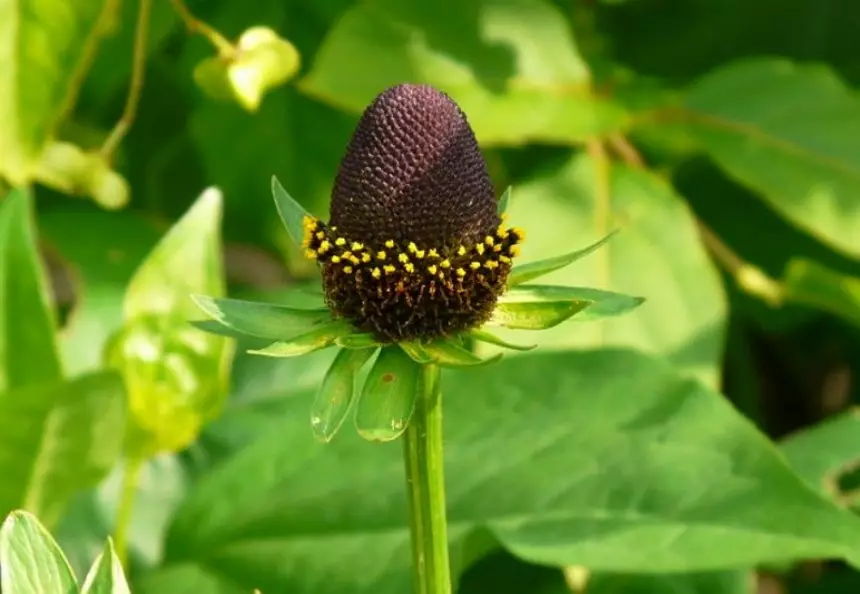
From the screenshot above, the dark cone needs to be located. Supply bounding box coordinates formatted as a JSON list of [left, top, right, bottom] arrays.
[[302, 83, 524, 343]]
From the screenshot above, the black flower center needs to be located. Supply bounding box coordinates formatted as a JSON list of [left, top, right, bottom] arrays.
[[302, 83, 524, 343]]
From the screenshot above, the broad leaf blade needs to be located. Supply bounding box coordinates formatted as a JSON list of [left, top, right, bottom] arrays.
[[192, 295, 333, 340], [508, 230, 618, 286], [682, 58, 860, 258], [311, 347, 377, 443], [0, 510, 76, 594], [0, 187, 62, 392], [81, 539, 131, 594], [0, 371, 126, 527], [158, 350, 860, 594], [0, 0, 107, 184], [354, 346, 420, 442]]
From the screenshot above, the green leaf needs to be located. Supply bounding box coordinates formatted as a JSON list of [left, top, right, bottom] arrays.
[[106, 187, 232, 456], [81, 539, 131, 594], [354, 346, 420, 442], [490, 299, 590, 330], [300, 0, 627, 146], [508, 230, 618, 286], [336, 333, 381, 349], [495, 154, 727, 388], [0, 187, 63, 392], [421, 338, 503, 367], [191, 294, 333, 340], [157, 350, 860, 594], [469, 329, 536, 352], [0, 510, 76, 593], [780, 258, 860, 329], [194, 27, 301, 112], [249, 320, 353, 358], [0, 0, 107, 184], [311, 347, 377, 443], [272, 175, 313, 248], [498, 186, 511, 215], [781, 409, 860, 499], [34, 140, 130, 209], [585, 570, 753, 594], [681, 58, 860, 258], [0, 371, 126, 527], [400, 341, 435, 365]]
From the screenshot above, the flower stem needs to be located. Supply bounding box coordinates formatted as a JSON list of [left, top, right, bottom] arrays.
[[113, 456, 143, 568], [403, 363, 452, 594]]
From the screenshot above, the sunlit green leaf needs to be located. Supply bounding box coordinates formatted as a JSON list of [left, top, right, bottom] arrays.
[[272, 175, 313, 248], [354, 346, 420, 442], [490, 299, 590, 330], [336, 333, 381, 349], [0, 371, 126, 527], [311, 347, 377, 443], [81, 539, 131, 594], [508, 230, 618, 287], [469, 329, 536, 352], [191, 294, 332, 340], [0, 187, 62, 392], [0, 510, 76, 593], [0, 0, 107, 184], [301, 0, 628, 145], [249, 320, 353, 358], [781, 258, 860, 329], [107, 188, 232, 456], [681, 58, 860, 258], [421, 338, 503, 368], [498, 186, 511, 215]]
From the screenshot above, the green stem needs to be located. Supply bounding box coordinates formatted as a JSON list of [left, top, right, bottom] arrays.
[[403, 363, 452, 594], [114, 456, 143, 568]]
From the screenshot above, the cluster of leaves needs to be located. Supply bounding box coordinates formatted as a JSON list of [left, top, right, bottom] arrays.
[[1, 0, 860, 593]]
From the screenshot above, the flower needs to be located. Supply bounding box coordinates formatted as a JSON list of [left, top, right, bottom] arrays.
[[191, 83, 644, 443], [303, 84, 523, 343]]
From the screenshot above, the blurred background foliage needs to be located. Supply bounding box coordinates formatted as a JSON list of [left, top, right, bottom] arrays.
[[2, 0, 860, 592]]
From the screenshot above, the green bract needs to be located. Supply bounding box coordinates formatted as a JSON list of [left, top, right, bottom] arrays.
[[191, 177, 645, 443]]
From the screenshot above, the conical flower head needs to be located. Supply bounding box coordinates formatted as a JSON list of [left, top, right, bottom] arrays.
[[302, 84, 523, 343]]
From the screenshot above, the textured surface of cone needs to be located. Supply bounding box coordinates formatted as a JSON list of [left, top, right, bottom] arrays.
[[302, 84, 523, 343]]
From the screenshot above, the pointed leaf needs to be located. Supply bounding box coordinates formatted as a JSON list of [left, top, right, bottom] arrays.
[[272, 175, 312, 247], [191, 295, 333, 340], [0, 187, 62, 392], [336, 333, 381, 349], [0, 371, 126, 527], [469, 329, 536, 352], [108, 187, 232, 456], [81, 539, 131, 594], [399, 341, 435, 365], [421, 338, 503, 368], [249, 320, 353, 358], [0, 0, 107, 184], [490, 300, 590, 330], [501, 285, 645, 322], [311, 347, 377, 443], [0, 510, 76, 593], [498, 186, 511, 215], [508, 230, 618, 287], [354, 346, 420, 442]]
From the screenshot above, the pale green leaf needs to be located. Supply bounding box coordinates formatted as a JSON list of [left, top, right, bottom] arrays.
[[191, 294, 332, 340], [421, 338, 502, 367], [682, 58, 860, 258], [311, 347, 377, 443], [0, 0, 107, 184], [249, 320, 353, 358], [490, 299, 590, 330], [0, 187, 62, 392], [498, 186, 511, 215], [492, 285, 644, 329], [354, 346, 420, 442], [469, 329, 536, 352], [81, 539, 131, 594], [0, 510, 76, 594], [154, 351, 860, 594], [0, 371, 126, 527], [300, 0, 627, 145], [508, 230, 618, 286], [492, 154, 727, 388]]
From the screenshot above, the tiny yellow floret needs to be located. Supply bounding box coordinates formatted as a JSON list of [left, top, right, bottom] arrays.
[[456, 268, 466, 277], [427, 264, 438, 275], [440, 259, 451, 268], [371, 267, 381, 279], [385, 239, 395, 248], [376, 251, 387, 260]]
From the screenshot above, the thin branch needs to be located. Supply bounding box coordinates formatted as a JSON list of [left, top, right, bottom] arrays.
[[100, 0, 152, 160], [607, 132, 645, 168], [168, 0, 235, 57]]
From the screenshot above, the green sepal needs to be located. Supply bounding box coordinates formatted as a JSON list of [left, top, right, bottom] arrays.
[[248, 320, 352, 358], [399, 341, 435, 364], [336, 333, 381, 349], [491, 285, 645, 330], [191, 294, 332, 341], [498, 185, 512, 215], [311, 347, 377, 443], [354, 346, 420, 442], [421, 337, 504, 368], [508, 230, 618, 287], [469, 329, 536, 352], [272, 175, 313, 247]]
